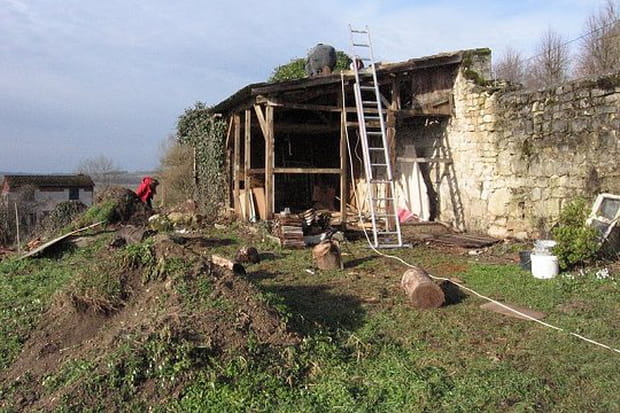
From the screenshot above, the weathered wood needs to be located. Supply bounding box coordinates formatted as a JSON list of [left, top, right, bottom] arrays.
[[211, 254, 246, 275], [339, 90, 347, 229], [401, 266, 445, 309], [233, 114, 241, 214], [244, 109, 251, 217], [253, 104, 268, 140], [312, 241, 342, 270], [273, 168, 341, 174], [20, 221, 104, 259], [265, 105, 274, 219]]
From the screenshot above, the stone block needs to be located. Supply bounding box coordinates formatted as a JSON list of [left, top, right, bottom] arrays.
[[488, 188, 511, 216]]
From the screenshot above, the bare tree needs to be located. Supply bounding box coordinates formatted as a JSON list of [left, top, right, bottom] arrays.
[[494, 47, 527, 84], [576, 0, 620, 76], [76, 155, 120, 187], [526, 28, 571, 89], [158, 135, 195, 207]]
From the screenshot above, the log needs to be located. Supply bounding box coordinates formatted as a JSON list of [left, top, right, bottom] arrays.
[[312, 240, 342, 270], [211, 254, 246, 275], [401, 266, 445, 309]]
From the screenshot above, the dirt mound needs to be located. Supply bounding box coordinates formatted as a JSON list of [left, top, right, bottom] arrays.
[[95, 186, 151, 225], [1, 235, 298, 411]]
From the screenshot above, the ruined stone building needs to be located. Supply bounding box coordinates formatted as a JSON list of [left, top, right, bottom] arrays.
[[212, 49, 620, 239]]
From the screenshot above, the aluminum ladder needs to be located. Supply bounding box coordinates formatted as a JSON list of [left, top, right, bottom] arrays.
[[349, 25, 404, 248]]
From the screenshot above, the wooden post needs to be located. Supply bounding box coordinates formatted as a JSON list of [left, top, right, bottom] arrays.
[[387, 75, 401, 173], [244, 109, 252, 219], [265, 105, 274, 219], [233, 113, 241, 213], [339, 92, 348, 229]]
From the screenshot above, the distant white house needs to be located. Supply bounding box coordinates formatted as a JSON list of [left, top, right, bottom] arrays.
[[1, 174, 95, 217]]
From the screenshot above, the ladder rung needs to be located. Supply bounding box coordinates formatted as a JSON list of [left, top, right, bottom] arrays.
[[372, 197, 395, 201], [369, 147, 384, 151], [353, 43, 370, 47], [377, 231, 400, 235], [371, 163, 388, 167], [366, 131, 382, 135], [370, 179, 391, 183], [351, 29, 368, 34], [362, 100, 377, 105], [359, 85, 375, 90], [365, 116, 381, 120]]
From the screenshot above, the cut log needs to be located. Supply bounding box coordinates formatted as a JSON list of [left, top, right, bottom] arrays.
[[211, 254, 246, 275], [312, 240, 342, 270], [401, 266, 445, 309]]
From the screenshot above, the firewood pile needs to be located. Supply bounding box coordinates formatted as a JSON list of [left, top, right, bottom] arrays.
[[272, 214, 305, 248]]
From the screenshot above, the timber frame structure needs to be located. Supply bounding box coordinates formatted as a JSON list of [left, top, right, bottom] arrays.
[[211, 48, 491, 223]]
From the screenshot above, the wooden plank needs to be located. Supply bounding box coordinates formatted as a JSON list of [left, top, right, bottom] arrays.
[[431, 233, 499, 248], [253, 104, 268, 140], [21, 221, 104, 259], [480, 302, 546, 321], [252, 187, 267, 220]]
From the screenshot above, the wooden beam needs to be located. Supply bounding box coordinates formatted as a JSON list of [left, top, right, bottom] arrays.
[[248, 168, 341, 174], [273, 168, 341, 174], [224, 116, 234, 149], [387, 75, 401, 170], [244, 109, 251, 219], [397, 157, 452, 163], [233, 113, 241, 213], [397, 108, 451, 118], [265, 105, 274, 218], [253, 104, 268, 140], [339, 91, 348, 228]]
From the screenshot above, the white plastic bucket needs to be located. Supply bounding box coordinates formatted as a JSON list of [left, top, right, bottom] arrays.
[[531, 253, 559, 279]]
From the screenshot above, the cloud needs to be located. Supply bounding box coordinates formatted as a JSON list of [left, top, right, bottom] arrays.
[[0, 0, 598, 172]]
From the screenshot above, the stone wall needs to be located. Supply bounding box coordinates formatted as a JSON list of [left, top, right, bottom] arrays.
[[443, 71, 620, 239]]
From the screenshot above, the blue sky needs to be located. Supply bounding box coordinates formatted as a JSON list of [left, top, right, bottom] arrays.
[[0, 0, 603, 173]]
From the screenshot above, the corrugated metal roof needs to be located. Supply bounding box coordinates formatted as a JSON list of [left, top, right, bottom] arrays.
[[2, 174, 95, 189]]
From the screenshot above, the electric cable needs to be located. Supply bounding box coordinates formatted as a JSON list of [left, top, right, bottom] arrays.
[[340, 73, 620, 354]]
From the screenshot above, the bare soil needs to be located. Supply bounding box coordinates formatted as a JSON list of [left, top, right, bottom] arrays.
[[1, 234, 298, 411]]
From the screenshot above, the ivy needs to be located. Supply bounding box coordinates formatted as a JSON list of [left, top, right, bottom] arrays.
[[176, 102, 227, 220]]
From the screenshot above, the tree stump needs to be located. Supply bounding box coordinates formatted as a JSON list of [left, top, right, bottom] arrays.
[[235, 246, 260, 264], [312, 240, 342, 270], [401, 266, 445, 309]]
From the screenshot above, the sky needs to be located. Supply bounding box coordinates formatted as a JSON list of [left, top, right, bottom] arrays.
[[0, 0, 604, 173]]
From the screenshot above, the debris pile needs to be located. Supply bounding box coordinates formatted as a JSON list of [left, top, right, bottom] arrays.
[[272, 214, 305, 248], [95, 186, 151, 225]]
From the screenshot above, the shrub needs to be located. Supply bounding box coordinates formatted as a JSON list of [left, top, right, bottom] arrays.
[[552, 197, 600, 270]]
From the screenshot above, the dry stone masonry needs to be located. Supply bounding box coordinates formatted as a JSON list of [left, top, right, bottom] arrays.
[[443, 67, 619, 239]]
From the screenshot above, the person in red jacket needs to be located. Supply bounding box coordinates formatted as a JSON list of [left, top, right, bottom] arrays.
[[135, 177, 159, 208]]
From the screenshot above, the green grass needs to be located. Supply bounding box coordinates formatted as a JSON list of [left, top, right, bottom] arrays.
[[0, 238, 107, 370], [2, 228, 618, 412]]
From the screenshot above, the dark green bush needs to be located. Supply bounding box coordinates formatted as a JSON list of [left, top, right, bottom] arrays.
[[551, 197, 600, 270]]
